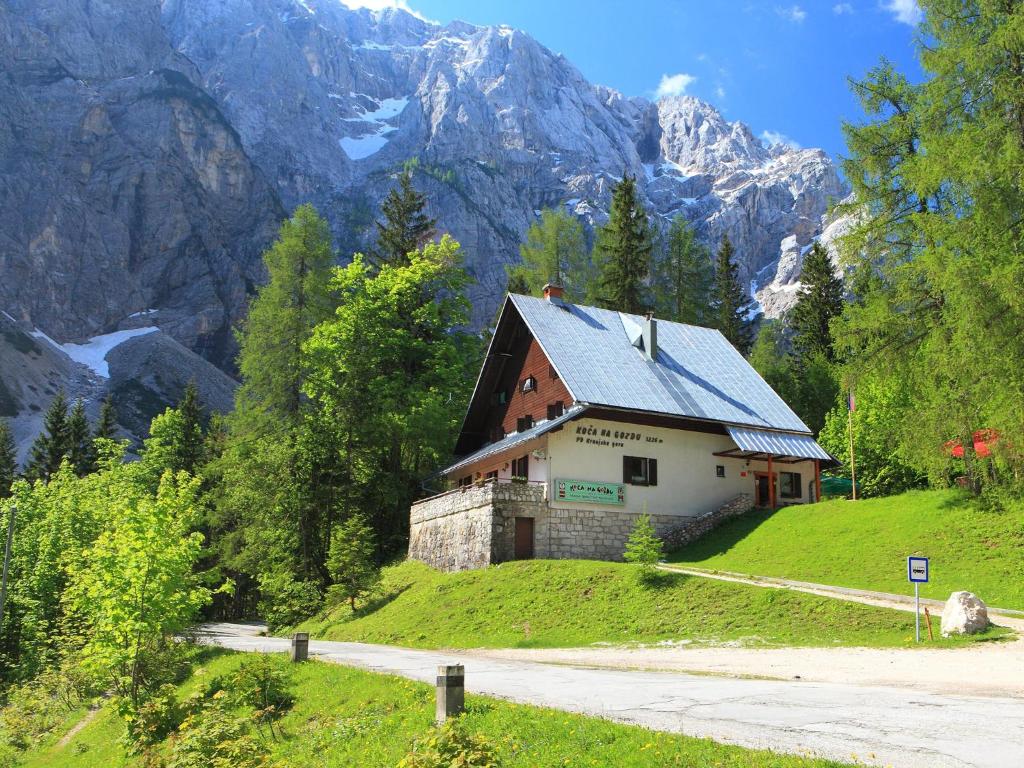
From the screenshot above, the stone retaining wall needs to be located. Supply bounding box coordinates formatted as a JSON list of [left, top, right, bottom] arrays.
[[662, 493, 754, 550]]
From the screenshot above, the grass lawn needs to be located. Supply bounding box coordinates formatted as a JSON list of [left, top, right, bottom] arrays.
[[26, 649, 855, 768], [668, 489, 1024, 609], [297, 559, 1007, 649]]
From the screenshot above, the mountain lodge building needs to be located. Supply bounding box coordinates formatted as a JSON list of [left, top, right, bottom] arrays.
[[408, 285, 834, 572]]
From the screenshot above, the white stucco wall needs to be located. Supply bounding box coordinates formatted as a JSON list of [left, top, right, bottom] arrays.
[[545, 417, 817, 518]]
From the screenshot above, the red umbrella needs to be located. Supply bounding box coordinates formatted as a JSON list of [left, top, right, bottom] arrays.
[[945, 429, 998, 459]]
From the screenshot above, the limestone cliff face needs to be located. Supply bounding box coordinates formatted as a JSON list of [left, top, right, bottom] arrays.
[[2, 0, 846, 378], [0, 0, 283, 364]]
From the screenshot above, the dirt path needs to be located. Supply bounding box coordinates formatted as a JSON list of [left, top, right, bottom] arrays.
[[472, 568, 1024, 699], [56, 706, 100, 748]]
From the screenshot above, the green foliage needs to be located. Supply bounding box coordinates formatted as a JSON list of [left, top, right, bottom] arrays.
[[0, 664, 93, 753], [789, 243, 844, 362], [168, 691, 267, 768], [594, 175, 653, 313], [24, 391, 70, 483], [622, 514, 663, 576], [818, 373, 927, 497], [375, 169, 436, 267], [0, 420, 14, 498], [749, 322, 800, 408], [652, 216, 713, 325], [224, 655, 294, 736], [65, 470, 210, 707], [398, 720, 500, 768], [326, 513, 380, 610], [121, 684, 184, 750], [506, 208, 592, 301], [65, 401, 92, 478], [710, 236, 756, 355], [256, 570, 322, 630], [834, 5, 1024, 493], [94, 395, 117, 442]]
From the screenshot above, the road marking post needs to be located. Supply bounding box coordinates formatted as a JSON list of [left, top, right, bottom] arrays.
[[907, 556, 930, 643], [291, 632, 309, 662], [436, 664, 465, 724]]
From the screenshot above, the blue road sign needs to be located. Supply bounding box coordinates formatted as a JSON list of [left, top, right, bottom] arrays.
[[908, 556, 929, 583]]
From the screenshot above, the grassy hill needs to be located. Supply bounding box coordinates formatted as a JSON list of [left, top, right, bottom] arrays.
[[23, 650, 855, 768], [297, 559, 1004, 649], [668, 489, 1024, 609]]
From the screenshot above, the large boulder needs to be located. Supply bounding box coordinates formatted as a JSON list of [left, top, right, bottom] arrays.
[[941, 591, 991, 636]]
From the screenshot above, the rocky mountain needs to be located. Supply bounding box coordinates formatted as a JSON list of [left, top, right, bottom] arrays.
[[0, 0, 846, 451]]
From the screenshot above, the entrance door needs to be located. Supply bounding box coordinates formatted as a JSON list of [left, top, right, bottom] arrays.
[[514, 517, 535, 560], [755, 473, 772, 507]]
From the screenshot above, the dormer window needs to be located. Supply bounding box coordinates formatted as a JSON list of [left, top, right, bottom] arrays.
[[521, 376, 536, 393], [547, 401, 564, 420], [516, 415, 533, 432], [491, 389, 508, 405]]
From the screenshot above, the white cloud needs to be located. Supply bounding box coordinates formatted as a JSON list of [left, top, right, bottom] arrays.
[[760, 129, 801, 149], [881, 0, 922, 25], [833, 2, 854, 14], [655, 73, 697, 99], [338, 0, 433, 22], [776, 4, 807, 23], [715, 85, 726, 100]]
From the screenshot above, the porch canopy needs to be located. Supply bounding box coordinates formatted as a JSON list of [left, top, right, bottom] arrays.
[[715, 425, 832, 464]]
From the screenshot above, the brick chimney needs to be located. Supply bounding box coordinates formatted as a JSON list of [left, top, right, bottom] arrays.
[[542, 283, 564, 301]]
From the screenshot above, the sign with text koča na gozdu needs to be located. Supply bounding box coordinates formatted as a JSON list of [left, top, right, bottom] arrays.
[[555, 479, 625, 505]]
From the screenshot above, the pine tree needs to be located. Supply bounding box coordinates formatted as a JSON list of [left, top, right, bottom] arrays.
[[653, 216, 713, 325], [506, 208, 591, 300], [595, 175, 653, 314], [25, 390, 71, 482], [373, 170, 436, 267], [327, 513, 380, 611], [710, 235, 757, 355], [94, 395, 117, 441], [66, 399, 92, 477], [790, 243, 844, 361], [0, 419, 15, 498], [177, 380, 205, 476]]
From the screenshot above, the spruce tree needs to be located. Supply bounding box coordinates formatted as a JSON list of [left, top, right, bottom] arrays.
[[653, 216, 713, 325], [177, 380, 205, 476], [595, 175, 653, 314], [790, 243, 844, 361], [0, 419, 15, 498], [373, 170, 436, 266], [506, 208, 591, 300], [66, 399, 92, 477], [25, 390, 71, 482], [710, 235, 757, 355], [94, 395, 117, 441]]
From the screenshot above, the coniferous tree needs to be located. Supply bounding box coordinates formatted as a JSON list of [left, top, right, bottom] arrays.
[[790, 243, 845, 361], [653, 216, 713, 325], [177, 380, 205, 476], [0, 419, 15, 498], [374, 170, 436, 266], [66, 399, 92, 477], [506, 208, 592, 300], [25, 390, 71, 482], [595, 175, 653, 314], [94, 395, 117, 441], [710, 235, 757, 355]]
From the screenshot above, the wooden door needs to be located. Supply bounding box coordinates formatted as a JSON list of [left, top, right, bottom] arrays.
[[514, 517, 535, 560], [755, 473, 771, 507]]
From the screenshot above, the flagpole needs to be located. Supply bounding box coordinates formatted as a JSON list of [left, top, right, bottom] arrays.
[[848, 390, 857, 501]]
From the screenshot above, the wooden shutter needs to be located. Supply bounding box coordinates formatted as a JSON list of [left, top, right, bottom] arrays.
[[794, 472, 802, 498], [648, 459, 658, 486], [623, 456, 630, 484]]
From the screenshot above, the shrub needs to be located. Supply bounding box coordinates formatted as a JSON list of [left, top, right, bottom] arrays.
[[225, 656, 294, 737], [398, 720, 500, 768], [122, 684, 185, 751], [623, 513, 664, 578], [0, 662, 98, 752], [257, 571, 322, 630], [168, 692, 267, 768]]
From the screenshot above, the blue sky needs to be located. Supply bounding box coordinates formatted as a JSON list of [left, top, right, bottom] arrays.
[[348, 0, 925, 159]]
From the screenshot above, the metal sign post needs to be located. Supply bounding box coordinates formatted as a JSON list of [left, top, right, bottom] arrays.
[[907, 556, 929, 643]]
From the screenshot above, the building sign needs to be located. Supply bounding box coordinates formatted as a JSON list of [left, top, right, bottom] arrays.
[[555, 479, 625, 505], [574, 423, 663, 449]]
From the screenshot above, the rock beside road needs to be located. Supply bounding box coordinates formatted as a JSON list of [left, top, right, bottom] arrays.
[[941, 591, 991, 636]]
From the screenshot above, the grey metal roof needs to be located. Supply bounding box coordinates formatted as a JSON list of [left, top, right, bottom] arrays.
[[443, 406, 587, 475], [510, 294, 812, 434], [726, 426, 832, 461]]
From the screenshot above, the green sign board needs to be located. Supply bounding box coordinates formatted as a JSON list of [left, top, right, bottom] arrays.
[[554, 479, 625, 505]]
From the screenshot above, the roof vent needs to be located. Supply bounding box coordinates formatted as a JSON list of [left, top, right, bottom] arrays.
[[642, 312, 657, 361], [543, 283, 564, 302]]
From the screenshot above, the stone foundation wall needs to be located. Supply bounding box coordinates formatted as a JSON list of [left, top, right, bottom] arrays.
[[532, 508, 685, 561], [662, 493, 754, 549]]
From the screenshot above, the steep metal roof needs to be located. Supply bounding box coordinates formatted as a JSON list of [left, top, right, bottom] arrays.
[[726, 426, 832, 461], [510, 294, 812, 434]]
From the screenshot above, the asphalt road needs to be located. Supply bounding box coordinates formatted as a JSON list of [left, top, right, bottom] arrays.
[[197, 622, 1024, 768]]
